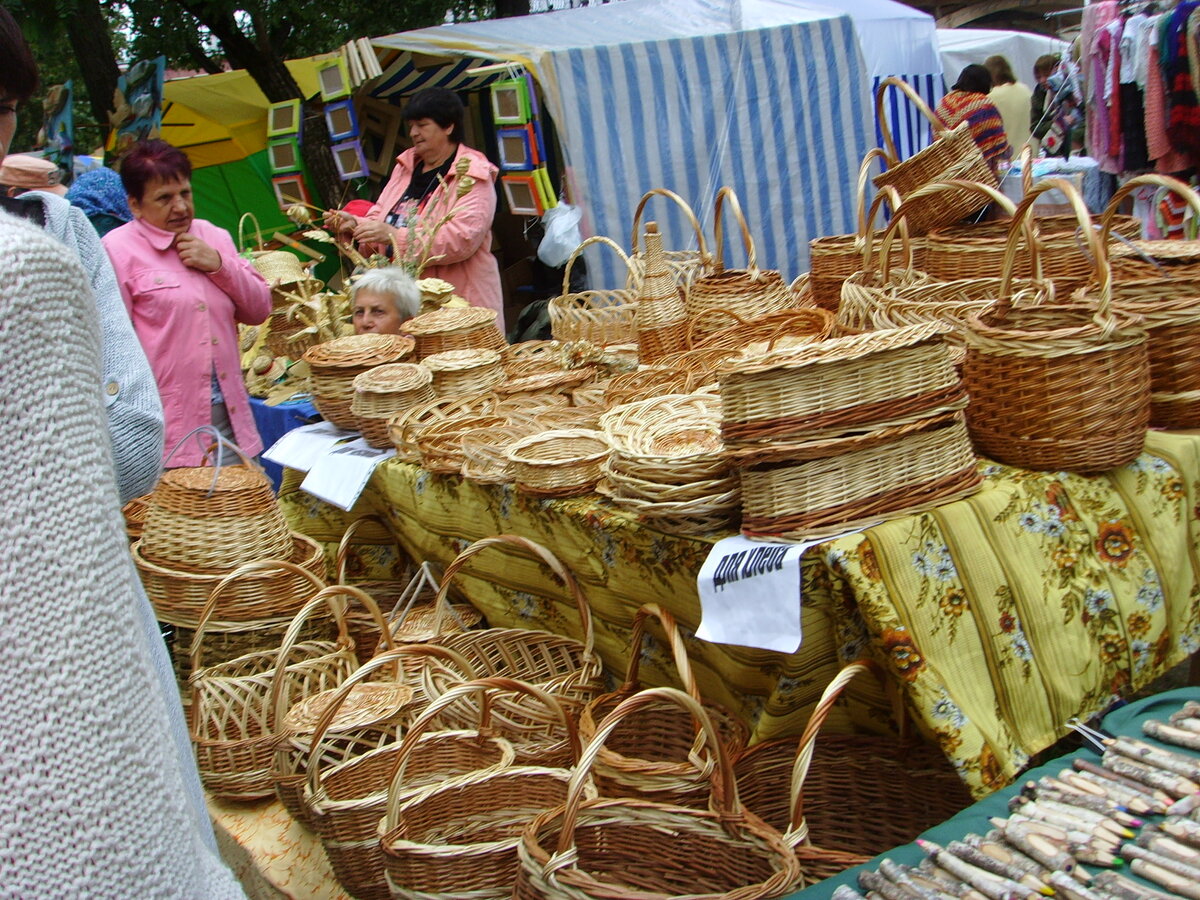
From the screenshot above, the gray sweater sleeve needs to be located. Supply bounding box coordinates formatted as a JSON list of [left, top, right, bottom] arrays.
[[35, 193, 165, 501]]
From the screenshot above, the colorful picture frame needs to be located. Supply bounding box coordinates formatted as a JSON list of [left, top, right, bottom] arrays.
[[267, 138, 301, 174], [272, 173, 312, 210], [267, 99, 301, 137], [331, 139, 369, 180], [501, 174, 543, 216], [497, 124, 538, 171], [324, 99, 359, 142], [490, 77, 532, 125], [317, 58, 351, 102]]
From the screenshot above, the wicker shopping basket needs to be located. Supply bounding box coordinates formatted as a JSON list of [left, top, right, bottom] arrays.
[[733, 660, 973, 881], [625, 188, 711, 292], [871, 77, 998, 235], [550, 237, 640, 346], [514, 687, 803, 900], [963, 178, 1151, 473], [578, 603, 748, 807]]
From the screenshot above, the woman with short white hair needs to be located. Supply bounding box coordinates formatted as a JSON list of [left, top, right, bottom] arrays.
[[351, 266, 421, 335]]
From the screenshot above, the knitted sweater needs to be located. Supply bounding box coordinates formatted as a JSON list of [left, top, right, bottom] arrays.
[[0, 211, 244, 898], [26, 190, 165, 502], [934, 90, 1013, 170]]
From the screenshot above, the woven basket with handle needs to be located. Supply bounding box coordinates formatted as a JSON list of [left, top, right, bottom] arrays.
[[513, 687, 803, 900], [962, 178, 1151, 473], [549, 236, 640, 346], [625, 187, 711, 293]]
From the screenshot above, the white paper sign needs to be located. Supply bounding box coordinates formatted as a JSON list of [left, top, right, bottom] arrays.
[[262, 421, 357, 473], [695, 534, 812, 653], [300, 438, 395, 511]]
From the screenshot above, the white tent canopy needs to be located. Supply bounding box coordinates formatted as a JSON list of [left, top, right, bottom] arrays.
[[371, 0, 939, 282], [938, 28, 1070, 92]]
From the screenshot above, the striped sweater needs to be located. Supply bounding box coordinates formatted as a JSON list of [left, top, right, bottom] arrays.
[[934, 90, 1013, 171]]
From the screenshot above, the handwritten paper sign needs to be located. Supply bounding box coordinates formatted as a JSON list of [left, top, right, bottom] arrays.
[[300, 438, 394, 511], [262, 421, 356, 473], [695, 534, 810, 653]]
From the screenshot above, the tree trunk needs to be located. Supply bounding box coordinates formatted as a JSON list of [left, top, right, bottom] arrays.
[[63, 0, 120, 136]]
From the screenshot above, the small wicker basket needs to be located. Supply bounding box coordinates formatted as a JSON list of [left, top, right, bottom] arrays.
[[549, 236, 639, 346], [350, 363, 436, 449], [625, 188, 711, 292], [423, 347, 505, 397], [507, 429, 611, 497], [305, 333, 415, 430], [403, 306, 506, 360]]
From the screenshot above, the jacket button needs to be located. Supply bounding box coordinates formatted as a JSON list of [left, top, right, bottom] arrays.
[[198, 303, 207, 312], [105, 381, 119, 396], [211, 338, 218, 345]]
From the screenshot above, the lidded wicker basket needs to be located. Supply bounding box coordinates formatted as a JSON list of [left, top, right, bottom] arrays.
[[350, 363, 435, 449], [550, 237, 639, 346], [305, 333, 415, 430], [403, 306, 506, 360], [423, 347, 505, 397]]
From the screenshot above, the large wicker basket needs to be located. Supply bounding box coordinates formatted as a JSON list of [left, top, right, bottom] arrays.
[[305, 333, 415, 430], [403, 306, 507, 360], [550, 236, 640, 346], [350, 362, 436, 449], [962, 179, 1151, 473]]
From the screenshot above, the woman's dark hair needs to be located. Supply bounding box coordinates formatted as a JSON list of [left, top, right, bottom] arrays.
[[119, 139, 193, 200], [402, 87, 465, 142], [0, 5, 39, 102], [953, 64, 994, 96], [984, 55, 1016, 86]]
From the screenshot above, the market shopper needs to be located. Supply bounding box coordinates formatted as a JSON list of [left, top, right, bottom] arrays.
[[68, 165, 134, 237], [935, 64, 1013, 174], [105, 139, 272, 466], [985, 55, 1033, 153], [351, 265, 421, 335], [328, 87, 504, 331]]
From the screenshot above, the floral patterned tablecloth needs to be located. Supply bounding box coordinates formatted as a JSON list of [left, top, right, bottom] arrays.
[[279, 430, 1200, 798]]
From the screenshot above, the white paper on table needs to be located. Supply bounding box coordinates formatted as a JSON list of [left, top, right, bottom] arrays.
[[300, 438, 395, 511], [262, 421, 356, 473], [695, 534, 812, 653]]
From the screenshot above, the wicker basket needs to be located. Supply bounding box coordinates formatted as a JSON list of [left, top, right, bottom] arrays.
[[140, 449, 293, 573], [513, 688, 803, 900], [422, 535, 606, 745], [634, 223, 690, 363], [685, 188, 794, 339], [550, 236, 640, 346], [402, 305, 506, 360], [305, 334, 415, 430], [387, 393, 500, 463], [423, 347, 505, 397], [600, 393, 727, 483], [689, 307, 835, 353], [503, 340, 566, 377], [871, 78, 998, 235], [507, 429, 610, 497], [419, 414, 510, 475], [122, 494, 151, 542], [189, 585, 358, 802], [380, 679, 586, 900], [265, 307, 321, 360], [625, 188, 711, 292], [350, 362, 436, 449], [579, 604, 749, 806], [461, 424, 542, 483], [733, 661, 974, 881], [602, 366, 698, 408], [494, 367, 598, 400], [962, 179, 1151, 473]]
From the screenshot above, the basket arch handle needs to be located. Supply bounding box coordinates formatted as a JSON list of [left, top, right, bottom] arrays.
[[875, 77, 948, 168], [712, 186, 761, 275], [629, 188, 710, 264], [561, 236, 634, 295], [1098, 173, 1200, 248]]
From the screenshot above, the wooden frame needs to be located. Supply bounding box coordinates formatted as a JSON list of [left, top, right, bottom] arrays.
[[490, 77, 531, 125], [317, 57, 351, 101], [358, 96, 403, 177], [331, 139, 369, 180], [497, 124, 538, 171], [501, 174, 543, 216], [324, 99, 359, 142], [267, 99, 301, 137], [267, 138, 302, 174], [272, 173, 312, 210]]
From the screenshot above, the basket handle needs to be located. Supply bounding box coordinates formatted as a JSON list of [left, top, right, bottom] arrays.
[[854, 185, 910, 276], [854, 148, 891, 238], [557, 686, 740, 855], [785, 659, 894, 843], [875, 77, 947, 167], [1017, 143, 1034, 197], [432, 534, 598, 666], [561, 236, 634, 295], [267, 584, 397, 725], [685, 307, 751, 348], [381, 675, 580, 829], [629, 188, 710, 264], [998, 177, 1108, 318], [162, 425, 264, 490], [620, 603, 701, 700], [1098, 174, 1200, 247], [238, 211, 264, 253], [188, 558, 327, 677], [302, 642, 477, 797], [712, 186, 758, 275]]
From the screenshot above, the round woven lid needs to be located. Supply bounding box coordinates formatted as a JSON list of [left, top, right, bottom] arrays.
[[402, 305, 497, 336], [303, 333, 414, 368], [423, 348, 502, 372], [495, 367, 596, 396], [252, 250, 323, 289], [353, 362, 433, 394], [720, 321, 948, 376], [158, 464, 273, 496], [281, 682, 414, 734]]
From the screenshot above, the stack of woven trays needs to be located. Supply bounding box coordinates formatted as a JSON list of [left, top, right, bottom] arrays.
[[402, 306, 506, 361], [597, 393, 739, 535], [718, 322, 982, 540], [304, 334, 414, 430], [350, 363, 435, 449]]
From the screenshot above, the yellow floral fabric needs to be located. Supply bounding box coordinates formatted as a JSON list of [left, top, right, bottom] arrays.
[[278, 431, 1200, 798]]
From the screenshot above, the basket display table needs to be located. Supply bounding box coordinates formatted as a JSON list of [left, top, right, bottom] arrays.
[[279, 430, 1200, 799]]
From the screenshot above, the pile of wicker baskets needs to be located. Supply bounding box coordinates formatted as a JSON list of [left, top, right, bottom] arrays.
[[350, 363, 436, 449], [305, 334, 415, 430]]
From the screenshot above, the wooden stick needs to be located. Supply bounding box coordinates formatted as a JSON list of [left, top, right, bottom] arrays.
[[1120, 841, 1200, 881], [1130, 858, 1200, 899], [859, 868, 921, 900], [1108, 735, 1200, 782], [878, 859, 958, 900], [918, 840, 1045, 900], [1102, 751, 1198, 799], [1092, 871, 1177, 900], [944, 840, 1053, 894], [1146, 719, 1200, 754], [1042, 871, 1108, 900]]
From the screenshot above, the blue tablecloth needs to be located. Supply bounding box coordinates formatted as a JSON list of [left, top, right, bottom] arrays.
[[249, 396, 319, 489]]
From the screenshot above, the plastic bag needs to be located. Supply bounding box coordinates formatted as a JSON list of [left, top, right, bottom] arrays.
[[537, 203, 583, 268]]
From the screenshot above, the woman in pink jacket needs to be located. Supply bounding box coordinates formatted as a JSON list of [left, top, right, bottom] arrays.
[[104, 140, 271, 466], [331, 88, 504, 332]]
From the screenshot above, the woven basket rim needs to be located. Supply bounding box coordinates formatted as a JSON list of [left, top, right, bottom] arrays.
[[507, 429, 610, 467], [423, 348, 503, 372], [720, 321, 947, 376], [403, 305, 497, 335], [352, 362, 433, 393], [303, 333, 414, 368]]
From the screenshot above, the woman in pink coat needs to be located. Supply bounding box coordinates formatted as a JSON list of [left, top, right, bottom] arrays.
[[331, 88, 504, 332]]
